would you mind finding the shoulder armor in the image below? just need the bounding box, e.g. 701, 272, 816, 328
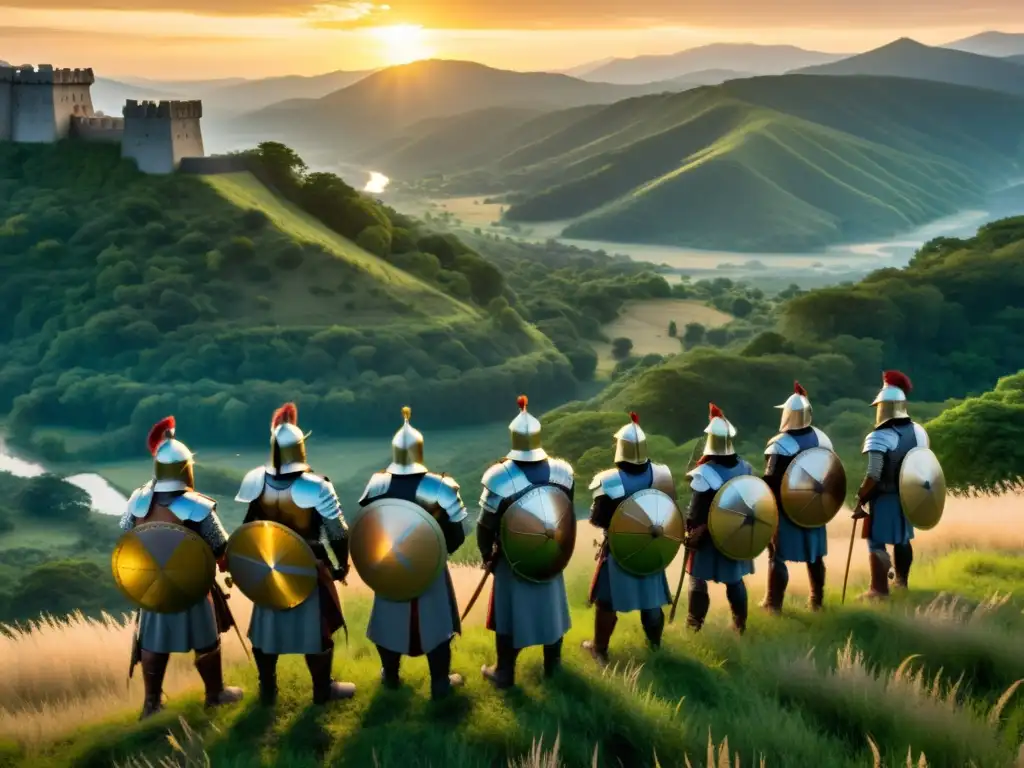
650, 462, 676, 497
359, 472, 392, 505
912, 422, 930, 449
418, 473, 468, 523
589, 468, 625, 500
126, 483, 154, 520
737, 459, 754, 476
765, 433, 800, 457
862, 428, 899, 454
292, 472, 342, 520
168, 492, 216, 522
687, 464, 724, 493
235, 467, 268, 503
546, 457, 575, 492
810, 427, 833, 451
482, 460, 533, 499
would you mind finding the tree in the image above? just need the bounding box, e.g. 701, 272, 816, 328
732, 297, 754, 318
683, 322, 705, 347
15, 475, 91, 519
668, 320, 678, 338
356, 225, 393, 258
611, 337, 634, 360
253, 142, 307, 196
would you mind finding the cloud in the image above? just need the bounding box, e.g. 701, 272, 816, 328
0, 25, 245, 43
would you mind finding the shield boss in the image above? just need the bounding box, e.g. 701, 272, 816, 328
899, 447, 946, 531
708, 475, 779, 561
500, 485, 576, 582
225, 521, 319, 610
779, 447, 847, 528
608, 489, 684, 576
350, 497, 446, 602
112, 522, 216, 614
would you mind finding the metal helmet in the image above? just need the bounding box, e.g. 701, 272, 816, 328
703, 402, 737, 457
388, 406, 427, 475
269, 402, 310, 476
872, 370, 911, 427
147, 416, 194, 492
614, 411, 649, 465
507, 395, 547, 462
777, 380, 813, 431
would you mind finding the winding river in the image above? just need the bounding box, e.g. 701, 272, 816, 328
0, 443, 126, 516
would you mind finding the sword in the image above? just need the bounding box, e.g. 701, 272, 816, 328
215, 578, 254, 666
669, 436, 704, 624
126, 609, 141, 690
461, 555, 498, 623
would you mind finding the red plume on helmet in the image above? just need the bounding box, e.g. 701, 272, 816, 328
629, 411, 639, 424
882, 370, 912, 394
517, 395, 528, 411
794, 381, 807, 397
709, 403, 724, 420
147, 416, 175, 456
271, 402, 298, 429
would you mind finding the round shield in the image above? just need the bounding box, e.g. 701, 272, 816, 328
225, 521, 319, 610
111, 522, 216, 614
608, 489, 684, 576
899, 447, 946, 531
779, 447, 847, 528
500, 485, 576, 582
708, 476, 779, 561
349, 498, 446, 602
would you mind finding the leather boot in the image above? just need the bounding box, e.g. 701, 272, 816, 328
305, 647, 356, 705
760, 559, 788, 614
252, 647, 278, 707
893, 544, 913, 589
426, 641, 463, 700
726, 582, 748, 636
807, 560, 826, 611
686, 589, 710, 632
859, 550, 891, 600
482, 633, 519, 689
543, 639, 563, 678
194, 645, 244, 708
377, 645, 402, 690
139, 650, 169, 720
640, 608, 665, 650
581, 605, 617, 666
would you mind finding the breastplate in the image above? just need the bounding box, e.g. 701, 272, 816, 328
256, 484, 316, 538
880, 425, 915, 493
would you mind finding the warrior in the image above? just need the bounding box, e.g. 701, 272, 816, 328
852, 371, 927, 599
684, 403, 755, 634
583, 412, 676, 665
357, 407, 468, 700
760, 382, 832, 612
119, 417, 243, 719
477, 395, 575, 688
234, 403, 355, 706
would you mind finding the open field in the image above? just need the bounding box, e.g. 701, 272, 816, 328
1, 494, 1023, 766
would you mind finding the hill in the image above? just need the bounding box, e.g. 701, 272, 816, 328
235, 59, 698, 156
577, 43, 846, 84
794, 38, 1024, 96
391, 75, 1024, 251
943, 30, 1024, 57
89, 78, 175, 117
200, 68, 376, 115
1006, 54, 1024, 66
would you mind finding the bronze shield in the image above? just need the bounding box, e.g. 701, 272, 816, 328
899, 447, 946, 531
779, 447, 847, 528
112, 522, 216, 614
500, 485, 576, 582
708, 476, 779, 561
349, 498, 446, 602
608, 489, 684, 577
225, 521, 319, 610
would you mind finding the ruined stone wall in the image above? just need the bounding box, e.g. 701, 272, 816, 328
122, 100, 205, 174
71, 115, 125, 144
7, 65, 96, 142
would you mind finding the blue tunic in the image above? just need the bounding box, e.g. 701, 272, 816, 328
685, 458, 755, 585
863, 422, 923, 547
763, 427, 830, 563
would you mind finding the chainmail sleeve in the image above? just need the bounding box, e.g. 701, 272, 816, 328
686, 490, 713, 528
589, 495, 616, 530
866, 451, 885, 481
197, 512, 229, 558
118, 507, 137, 532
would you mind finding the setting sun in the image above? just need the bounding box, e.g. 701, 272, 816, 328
371, 24, 434, 66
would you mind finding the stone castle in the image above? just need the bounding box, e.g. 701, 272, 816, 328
0, 64, 206, 174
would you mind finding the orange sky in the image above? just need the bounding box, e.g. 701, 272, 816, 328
1, 1, 1023, 79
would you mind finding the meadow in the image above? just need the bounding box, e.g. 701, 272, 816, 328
1, 494, 1022, 767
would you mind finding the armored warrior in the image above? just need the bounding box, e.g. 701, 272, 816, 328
760, 382, 834, 612
356, 407, 468, 700
477, 395, 575, 688
852, 371, 929, 599
583, 412, 677, 665
234, 403, 355, 706
684, 404, 756, 634
118, 417, 243, 719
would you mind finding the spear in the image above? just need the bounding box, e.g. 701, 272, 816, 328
461, 555, 497, 622
668, 437, 704, 624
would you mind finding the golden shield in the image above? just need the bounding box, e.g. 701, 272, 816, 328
899, 447, 946, 531
779, 447, 847, 529
708, 476, 779, 561
111, 522, 216, 614
608, 489, 684, 577
349, 498, 446, 602
500, 485, 576, 582
225, 521, 319, 610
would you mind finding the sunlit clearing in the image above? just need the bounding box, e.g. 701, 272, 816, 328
371, 24, 432, 65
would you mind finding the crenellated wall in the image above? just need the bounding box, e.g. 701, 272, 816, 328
71, 115, 125, 144
121, 99, 205, 174
2, 64, 96, 143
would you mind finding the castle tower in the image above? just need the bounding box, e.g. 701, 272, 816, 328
1, 65, 96, 143
0, 66, 12, 141
121, 100, 205, 175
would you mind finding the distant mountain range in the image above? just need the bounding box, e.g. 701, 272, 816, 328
943, 31, 1024, 57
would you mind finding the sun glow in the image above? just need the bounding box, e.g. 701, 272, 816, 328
371, 24, 433, 65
